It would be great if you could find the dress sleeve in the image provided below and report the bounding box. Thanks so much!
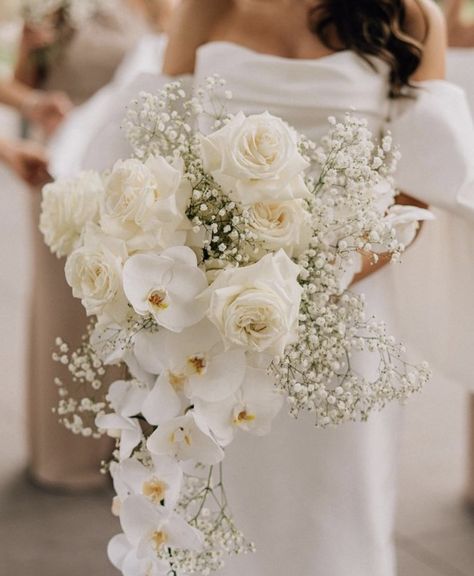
[389,80,474,220]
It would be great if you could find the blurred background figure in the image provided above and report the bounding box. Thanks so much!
[48,0,179,178]
[0,0,178,493]
[443,0,474,507]
[0,136,49,187]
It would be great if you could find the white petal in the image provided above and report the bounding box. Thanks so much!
[123,254,174,315]
[167,514,204,551]
[142,373,183,426]
[120,495,162,546]
[194,395,237,447]
[133,329,168,375]
[108,533,131,570]
[120,423,143,460]
[188,348,247,402]
[108,380,148,417]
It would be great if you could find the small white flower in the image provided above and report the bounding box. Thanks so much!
[200,111,310,205]
[123,246,208,332]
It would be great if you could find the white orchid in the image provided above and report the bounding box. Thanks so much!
[110,455,183,514]
[119,495,203,563]
[195,366,283,446]
[108,533,169,576]
[147,412,224,465]
[122,246,208,332]
[96,380,149,460]
[203,250,303,355]
[135,320,247,425]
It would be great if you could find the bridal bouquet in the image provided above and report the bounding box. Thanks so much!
[40,76,431,576]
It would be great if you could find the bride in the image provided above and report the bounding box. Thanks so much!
[158,2,465,575]
[80,0,474,574]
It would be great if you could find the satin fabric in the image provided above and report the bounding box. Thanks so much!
[389,48,474,389]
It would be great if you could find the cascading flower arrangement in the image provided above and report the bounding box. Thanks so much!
[40,76,432,576]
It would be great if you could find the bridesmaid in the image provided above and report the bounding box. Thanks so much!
[0,19,72,135]
[23,0,172,492]
[0,136,49,187]
[160,1,451,575]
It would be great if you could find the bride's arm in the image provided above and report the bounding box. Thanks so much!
[163,0,231,75]
[353,0,446,284]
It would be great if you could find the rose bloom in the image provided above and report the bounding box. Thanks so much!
[100,155,189,252]
[247,199,313,257]
[200,111,310,205]
[203,250,302,355]
[65,224,128,319]
[40,171,103,258]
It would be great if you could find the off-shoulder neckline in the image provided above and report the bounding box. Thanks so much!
[197,40,353,64]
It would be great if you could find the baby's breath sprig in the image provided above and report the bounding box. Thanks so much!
[52,323,109,438]
[161,464,254,575]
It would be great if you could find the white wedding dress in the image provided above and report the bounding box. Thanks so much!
[81,41,474,576]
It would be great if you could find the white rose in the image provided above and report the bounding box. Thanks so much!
[247,200,313,257]
[65,224,128,319]
[200,111,310,205]
[203,250,302,354]
[100,156,190,252]
[40,171,103,258]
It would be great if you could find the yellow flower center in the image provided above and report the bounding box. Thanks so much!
[147,289,169,311]
[186,354,207,376]
[151,530,168,551]
[143,478,169,504]
[234,410,256,425]
[168,371,187,391]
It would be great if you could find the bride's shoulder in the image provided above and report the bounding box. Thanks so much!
[163,0,232,76]
[404,0,447,80]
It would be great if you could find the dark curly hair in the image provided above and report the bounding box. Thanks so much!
[310,0,427,97]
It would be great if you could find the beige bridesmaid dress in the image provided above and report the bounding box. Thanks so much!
[29,2,148,491]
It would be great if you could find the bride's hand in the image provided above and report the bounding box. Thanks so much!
[351,193,429,285]
[0,139,52,187]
